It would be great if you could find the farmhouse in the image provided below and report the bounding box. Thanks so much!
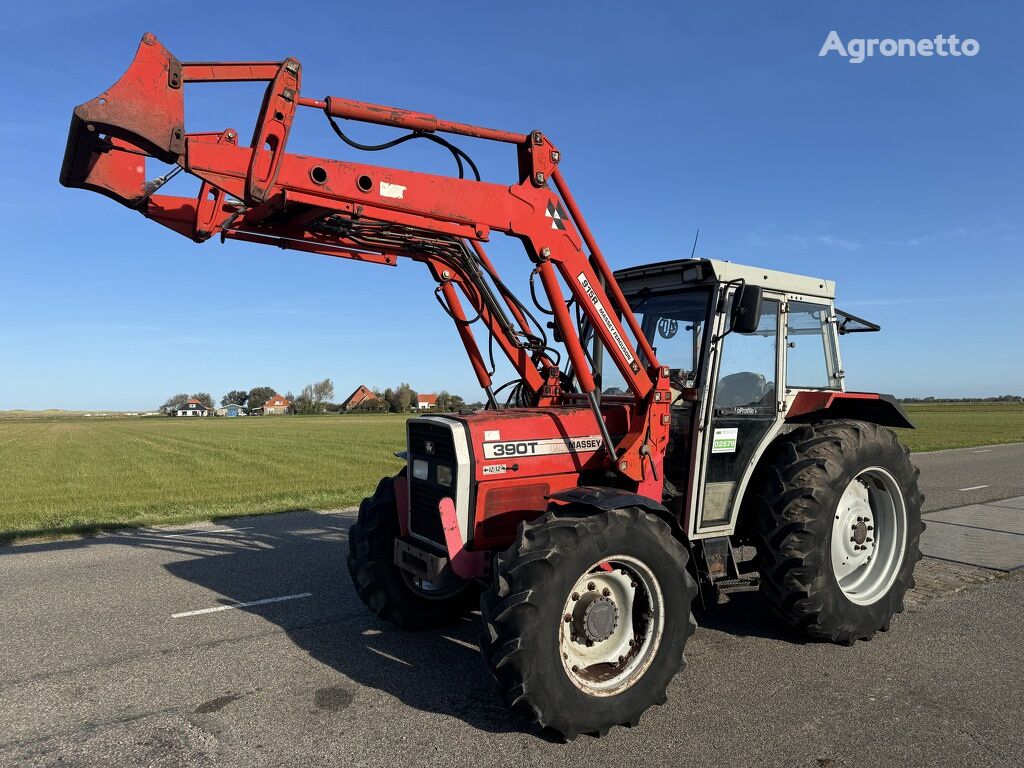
[263,395,293,415]
[341,384,378,411]
[214,404,248,417]
[175,399,209,417]
[415,393,437,410]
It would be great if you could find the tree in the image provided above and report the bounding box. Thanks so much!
[190,392,214,410]
[296,378,335,414]
[221,390,248,407]
[247,386,276,410]
[160,393,189,415]
[435,391,466,412]
[384,382,416,413]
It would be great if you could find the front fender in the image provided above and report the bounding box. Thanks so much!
[547,485,669,515]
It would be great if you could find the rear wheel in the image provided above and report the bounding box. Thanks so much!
[749,420,924,644]
[479,508,698,739]
[347,473,477,629]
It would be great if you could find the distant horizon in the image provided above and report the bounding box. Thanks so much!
[3,392,1021,414]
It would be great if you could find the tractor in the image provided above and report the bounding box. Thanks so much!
[61,34,923,739]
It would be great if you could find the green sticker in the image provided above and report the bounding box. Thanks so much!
[712,427,738,454]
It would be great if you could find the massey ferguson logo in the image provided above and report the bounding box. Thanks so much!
[483,435,603,460]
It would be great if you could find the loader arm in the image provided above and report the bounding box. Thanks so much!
[61,33,672,485]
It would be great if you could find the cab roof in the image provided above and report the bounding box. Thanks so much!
[613,258,835,301]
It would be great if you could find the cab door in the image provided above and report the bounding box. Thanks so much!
[694,293,784,533]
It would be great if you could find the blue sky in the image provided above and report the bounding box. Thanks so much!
[1,1,1021,409]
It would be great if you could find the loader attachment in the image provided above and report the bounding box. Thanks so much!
[60,33,185,207]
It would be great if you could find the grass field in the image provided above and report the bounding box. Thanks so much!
[1,403,1021,541]
[898,402,1024,451]
[0,415,406,542]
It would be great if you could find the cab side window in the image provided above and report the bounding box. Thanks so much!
[714,299,780,412]
[786,301,837,390]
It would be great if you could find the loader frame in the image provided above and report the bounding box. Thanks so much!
[61,33,672,495]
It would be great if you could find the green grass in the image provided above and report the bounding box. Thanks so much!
[0,414,407,542]
[1,403,1021,541]
[897,402,1024,452]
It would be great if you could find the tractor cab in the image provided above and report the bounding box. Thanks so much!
[607,258,844,538]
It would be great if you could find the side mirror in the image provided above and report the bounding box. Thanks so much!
[730,284,763,334]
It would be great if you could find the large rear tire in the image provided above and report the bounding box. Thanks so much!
[347,473,477,629]
[749,420,924,644]
[479,508,698,739]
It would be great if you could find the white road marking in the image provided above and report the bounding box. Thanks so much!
[971,449,992,453]
[366,647,412,666]
[957,485,989,492]
[172,592,312,618]
[157,527,254,539]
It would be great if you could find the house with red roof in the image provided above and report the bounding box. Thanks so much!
[341,384,378,411]
[415,393,437,410]
[263,394,293,415]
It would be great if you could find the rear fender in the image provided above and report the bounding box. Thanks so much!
[786,391,914,429]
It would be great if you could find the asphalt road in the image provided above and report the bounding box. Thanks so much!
[1,444,1022,767]
[913,442,1024,512]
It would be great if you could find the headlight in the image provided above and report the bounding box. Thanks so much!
[436,464,453,487]
[412,459,429,481]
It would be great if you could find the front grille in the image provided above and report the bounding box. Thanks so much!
[407,421,457,546]
[410,484,448,545]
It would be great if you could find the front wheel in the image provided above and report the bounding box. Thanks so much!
[347,473,477,629]
[479,508,698,739]
[749,420,924,644]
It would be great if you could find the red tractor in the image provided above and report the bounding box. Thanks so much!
[62,35,923,739]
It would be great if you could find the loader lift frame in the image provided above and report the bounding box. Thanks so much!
[61,32,671,497]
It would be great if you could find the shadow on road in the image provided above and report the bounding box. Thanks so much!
[1,511,797,735]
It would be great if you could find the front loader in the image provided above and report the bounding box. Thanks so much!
[62,34,924,739]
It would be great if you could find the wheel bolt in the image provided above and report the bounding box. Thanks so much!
[602,588,611,597]
[850,537,856,542]
[564,614,571,623]
[867,526,874,531]
[628,639,635,647]
[571,665,579,673]
[571,592,579,601]
[618,655,625,664]
[866,537,873,543]
[587,582,596,591]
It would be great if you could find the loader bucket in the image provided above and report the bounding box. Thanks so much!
[59,33,185,208]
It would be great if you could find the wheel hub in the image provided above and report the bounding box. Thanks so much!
[833,480,875,571]
[573,593,619,643]
[852,520,869,546]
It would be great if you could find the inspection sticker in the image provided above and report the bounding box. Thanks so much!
[711,427,738,454]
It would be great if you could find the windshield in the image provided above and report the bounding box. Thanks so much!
[595,288,712,400]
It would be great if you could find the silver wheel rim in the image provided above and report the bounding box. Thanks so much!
[830,466,908,606]
[558,555,664,697]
